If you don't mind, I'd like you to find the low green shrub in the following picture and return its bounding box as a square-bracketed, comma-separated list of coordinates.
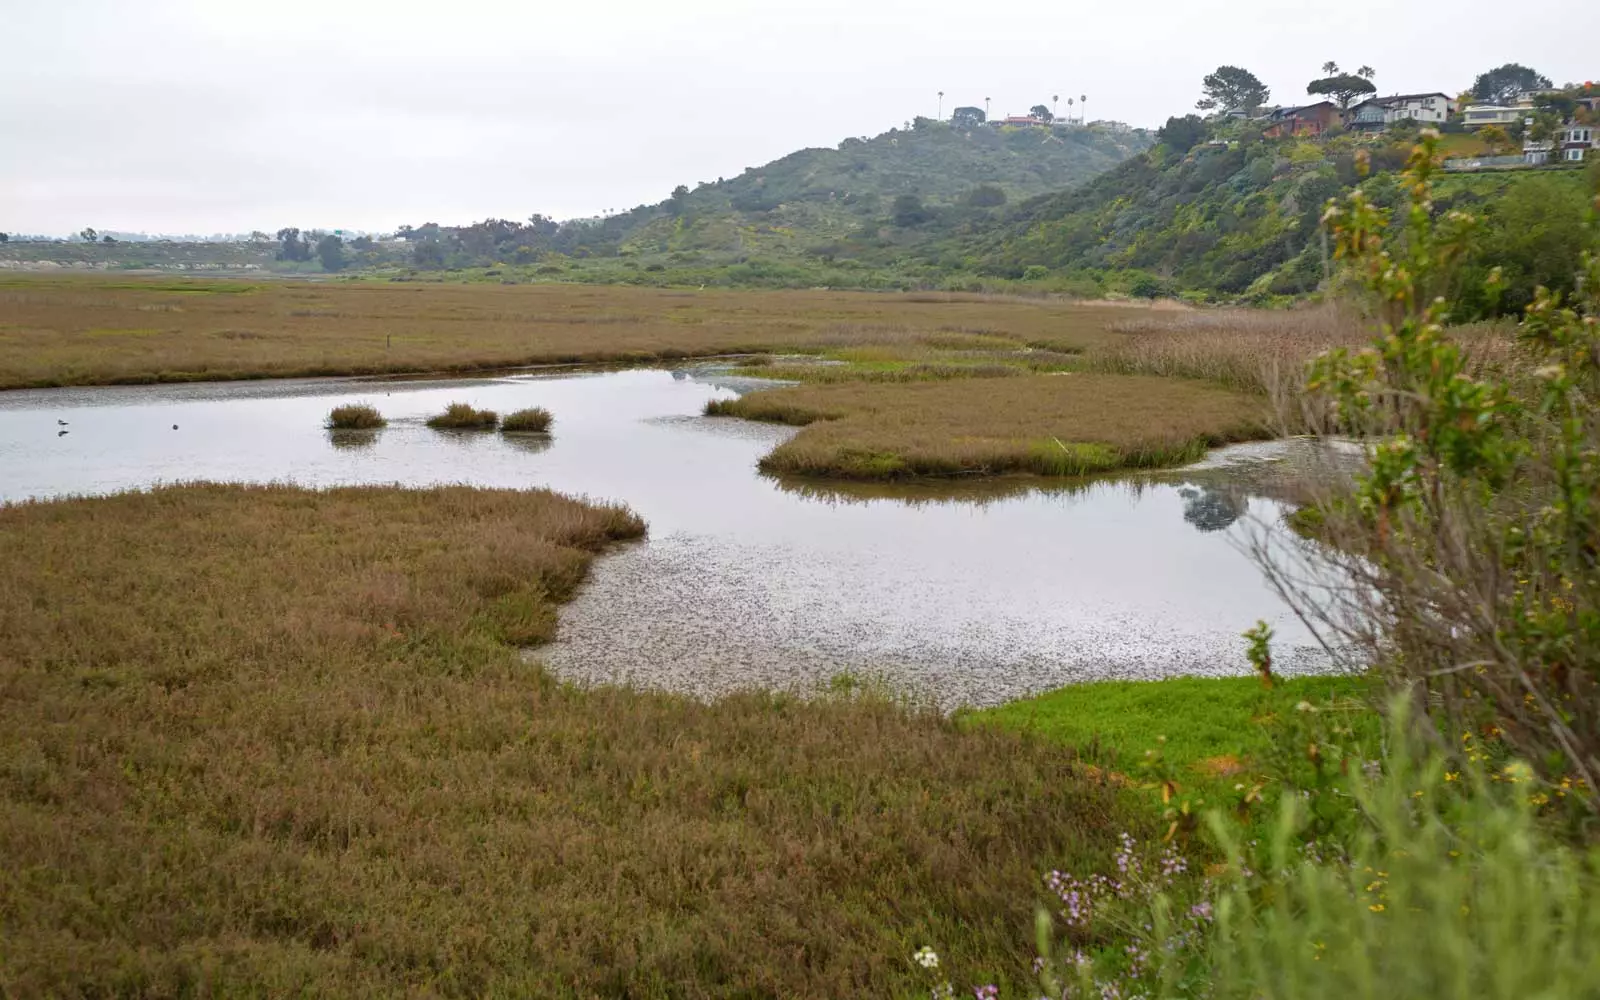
[325, 403, 385, 429]
[500, 407, 553, 433]
[1034, 701, 1600, 1000]
[426, 401, 498, 430]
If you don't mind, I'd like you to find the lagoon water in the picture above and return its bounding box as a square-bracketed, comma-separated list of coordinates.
[0, 368, 1334, 707]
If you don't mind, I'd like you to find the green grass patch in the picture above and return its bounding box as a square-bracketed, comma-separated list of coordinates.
[500, 406, 553, 433]
[326, 403, 386, 430]
[426, 401, 499, 429]
[968, 674, 1374, 787]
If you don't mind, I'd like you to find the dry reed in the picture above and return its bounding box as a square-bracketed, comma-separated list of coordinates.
[325, 403, 386, 429]
[500, 407, 554, 433]
[426, 402, 498, 429]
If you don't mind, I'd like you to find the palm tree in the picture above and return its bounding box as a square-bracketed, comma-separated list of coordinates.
[1322, 61, 1340, 75]
[1357, 65, 1375, 80]
[1080, 94, 1088, 123]
[984, 96, 991, 119]
[937, 90, 944, 119]
[1067, 97, 1074, 122]
[1053, 93, 1060, 118]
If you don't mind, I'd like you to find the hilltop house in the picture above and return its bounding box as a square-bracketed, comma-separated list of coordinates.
[1384, 93, 1456, 124]
[1261, 102, 1340, 138]
[1463, 94, 1536, 130]
[1558, 123, 1597, 162]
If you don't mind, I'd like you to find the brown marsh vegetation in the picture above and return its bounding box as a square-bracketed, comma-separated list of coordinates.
[709, 373, 1269, 479]
[426, 401, 499, 429]
[325, 403, 386, 429]
[0, 483, 1140, 996]
[500, 406, 554, 432]
[0, 275, 1136, 389]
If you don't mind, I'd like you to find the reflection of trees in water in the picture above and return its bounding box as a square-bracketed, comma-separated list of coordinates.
[1178, 483, 1248, 533]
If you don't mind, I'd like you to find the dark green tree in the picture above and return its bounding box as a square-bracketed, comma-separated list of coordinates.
[891, 193, 929, 227]
[667, 184, 690, 216]
[951, 106, 985, 128]
[965, 184, 1007, 208]
[315, 234, 347, 272]
[0, 233, 9, 243]
[411, 239, 445, 269]
[1307, 73, 1376, 109]
[1029, 104, 1053, 122]
[1472, 63, 1553, 104]
[350, 235, 376, 252]
[1196, 65, 1270, 115]
[1156, 114, 1208, 152]
[79, 227, 97, 243]
[274, 227, 312, 262]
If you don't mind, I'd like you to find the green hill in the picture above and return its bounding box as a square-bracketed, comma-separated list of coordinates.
[612, 118, 1153, 261]
[912, 131, 1597, 309]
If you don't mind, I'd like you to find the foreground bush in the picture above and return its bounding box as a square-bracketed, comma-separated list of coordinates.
[1265, 133, 1600, 812]
[0, 484, 1142, 996]
[426, 400, 498, 429]
[325, 402, 386, 429]
[500, 406, 553, 432]
[1028, 704, 1600, 1000]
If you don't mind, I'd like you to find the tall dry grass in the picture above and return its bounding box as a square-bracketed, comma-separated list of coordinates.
[710, 373, 1269, 480]
[0, 276, 1137, 389]
[0, 483, 1140, 996]
[1086, 304, 1515, 427]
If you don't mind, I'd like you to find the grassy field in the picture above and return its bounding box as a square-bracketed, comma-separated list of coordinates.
[0, 483, 1145, 997]
[971, 674, 1372, 788]
[709, 372, 1269, 479]
[0, 274, 1142, 389]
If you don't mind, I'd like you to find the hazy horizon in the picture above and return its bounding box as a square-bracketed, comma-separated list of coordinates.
[4, 0, 1590, 237]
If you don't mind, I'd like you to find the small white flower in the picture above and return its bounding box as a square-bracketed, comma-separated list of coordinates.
[913, 946, 940, 970]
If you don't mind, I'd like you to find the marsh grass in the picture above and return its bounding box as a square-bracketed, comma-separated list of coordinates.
[1086, 305, 1514, 431]
[0, 483, 1146, 997]
[709, 374, 1269, 480]
[426, 401, 499, 430]
[325, 403, 386, 430]
[500, 407, 553, 433]
[0, 276, 1136, 390]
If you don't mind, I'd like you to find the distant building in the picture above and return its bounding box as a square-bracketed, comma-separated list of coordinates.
[1261, 102, 1340, 138]
[1348, 99, 1390, 131]
[1383, 92, 1456, 124]
[999, 115, 1048, 127]
[1558, 122, 1597, 162]
[1463, 94, 1536, 129]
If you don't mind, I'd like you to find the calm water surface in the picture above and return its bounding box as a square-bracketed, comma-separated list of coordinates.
[0, 368, 1332, 707]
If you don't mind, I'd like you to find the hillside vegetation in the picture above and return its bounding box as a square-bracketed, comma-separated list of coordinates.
[612, 119, 1151, 262]
[917, 133, 1598, 309]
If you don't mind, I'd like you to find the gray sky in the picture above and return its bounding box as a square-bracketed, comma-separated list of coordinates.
[2, 0, 1588, 236]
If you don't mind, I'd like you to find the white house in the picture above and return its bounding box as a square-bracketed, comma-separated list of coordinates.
[1462, 104, 1525, 128]
[1383, 93, 1456, 124]
[1559, 123, 1597, 162]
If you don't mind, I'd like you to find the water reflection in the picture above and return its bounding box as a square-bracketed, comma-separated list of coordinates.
[1178, 484, 1248, 534]
[328, 429, 379, 451]
[0, 367, 1333, 707]
[503, 433, 554, 456]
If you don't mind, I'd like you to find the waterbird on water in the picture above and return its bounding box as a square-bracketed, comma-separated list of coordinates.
[57, 419, 68, 426]
[172, 424, 179, 430]
[58, 429, 68, 437]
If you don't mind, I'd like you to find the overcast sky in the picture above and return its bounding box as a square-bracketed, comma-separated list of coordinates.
[2, 0, 1589, 236]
